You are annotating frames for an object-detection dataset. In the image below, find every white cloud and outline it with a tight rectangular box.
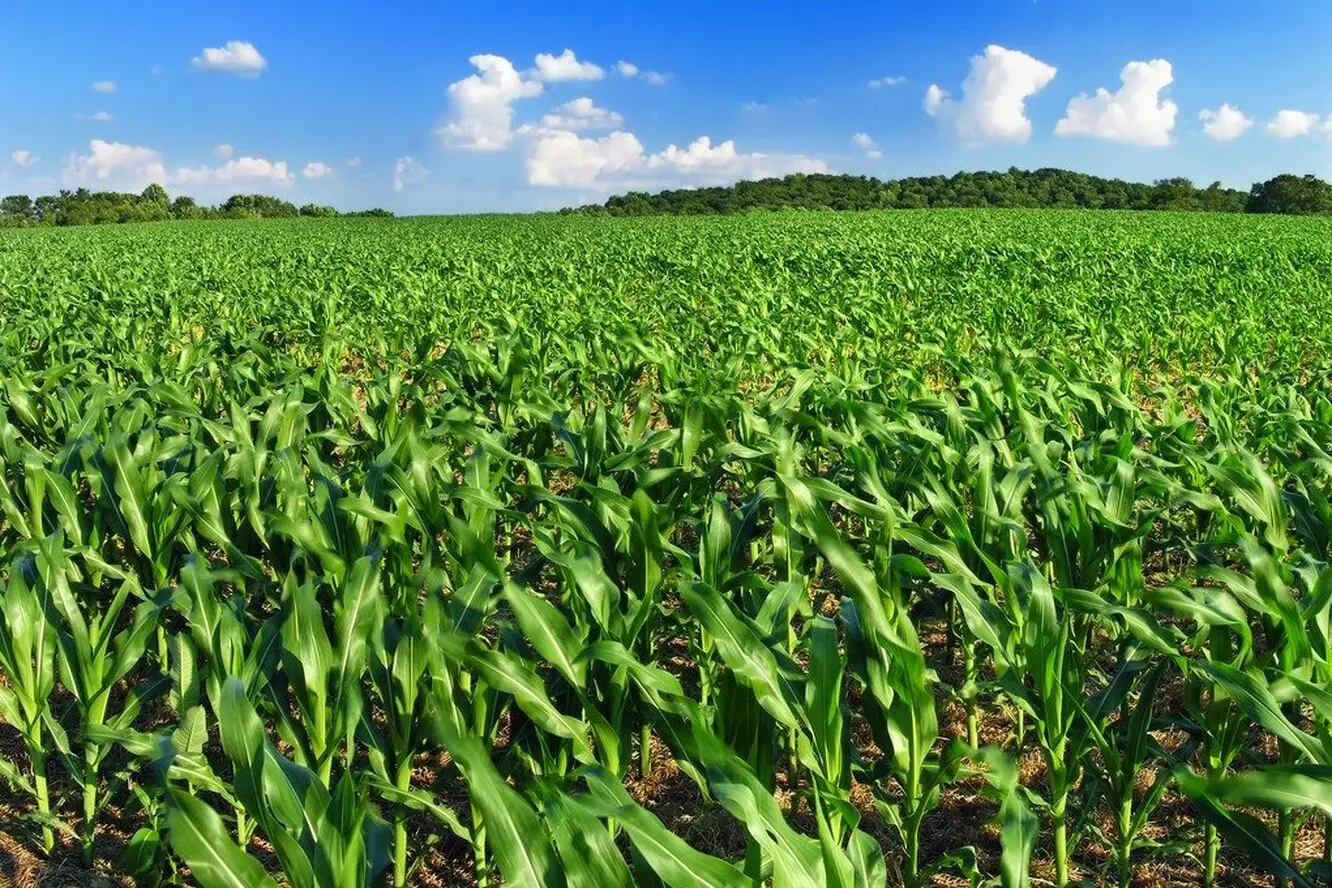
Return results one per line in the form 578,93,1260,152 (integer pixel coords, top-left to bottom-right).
346,156,362,167
742,101,767,112
851,132,882,159
174,156,293,185
92,80,117,94
532,49,604,82
647,136,825,177
437,54,544,151
62,139,167,189
614,60,671,86
925,45,1057,144
1266,109,1322,138
527,131,645,187
213,144,234,159
303,161,333,179
527,97,624,131
91,111,114,123
151,65,164,76
526,130,827,188
11,150,35,167
393,156,429,191
191,41,268,76
1055,59,1177,147
1199,104,1252,141
924,85,946,116
869,75,906,88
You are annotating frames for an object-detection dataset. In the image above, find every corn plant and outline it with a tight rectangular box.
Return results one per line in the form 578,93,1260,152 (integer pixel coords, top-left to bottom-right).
2,209,1332,886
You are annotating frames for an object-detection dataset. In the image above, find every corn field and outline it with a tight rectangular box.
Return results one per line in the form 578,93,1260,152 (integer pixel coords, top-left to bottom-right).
2,210,1332,886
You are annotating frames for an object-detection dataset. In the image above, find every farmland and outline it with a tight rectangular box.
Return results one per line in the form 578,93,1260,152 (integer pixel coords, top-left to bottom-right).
2,208,1332,887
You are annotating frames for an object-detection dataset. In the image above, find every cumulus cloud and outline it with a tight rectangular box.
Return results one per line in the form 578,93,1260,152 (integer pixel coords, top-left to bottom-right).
532,49,604,82
393,156,429,191
174,156,293,184
303,161,333,179
92,80,117,94
869,75,906,88
851,132,882,159
62,139,167,189
1266,109,1322,138
1199,104,1252,141
91,111,114,123
437,54,543,151
526,97,624,131
192,41,268,76
11,150,35,167
647,137,820,176
644,71,672,86
925,45,1056,144
214,144,234,159
616,61,639,77
527,131,645,187
526,131,827,188
1055,59,1177,146
742,101,767,112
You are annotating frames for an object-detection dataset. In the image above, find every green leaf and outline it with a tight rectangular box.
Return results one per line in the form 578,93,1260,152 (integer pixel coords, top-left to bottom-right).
466,646,594,761
104,436,154,562
1188,764,1332,819
1201,662,1325,763
504,581,588,688
171,705,207,757
974,747,1035,888
683,581,804,732
577,766,746,888
541,784,634,888
166,789,279,888
440,729,566,888
1176,769,1314,888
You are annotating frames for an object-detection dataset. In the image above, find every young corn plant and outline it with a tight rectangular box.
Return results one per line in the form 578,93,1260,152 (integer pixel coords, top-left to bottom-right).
0,548,61,853
165,678,391,888
44,532,167,862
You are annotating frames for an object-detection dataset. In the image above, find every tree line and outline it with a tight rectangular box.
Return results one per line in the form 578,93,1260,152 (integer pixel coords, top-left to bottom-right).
0,184,392,228
4,170,1329,227
562,169,1332,217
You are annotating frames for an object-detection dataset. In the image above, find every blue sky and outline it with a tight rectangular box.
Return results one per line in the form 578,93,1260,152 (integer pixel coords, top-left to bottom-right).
1,0,1329,213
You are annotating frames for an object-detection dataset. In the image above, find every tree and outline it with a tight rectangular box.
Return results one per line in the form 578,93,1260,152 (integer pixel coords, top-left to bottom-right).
1151,178,1200,211
222,194,299,218
140,183,170,207
299,203,339,217
1198,181,1245,213
35,195,59,222
1246,174,1332,215
135,184,171,221
0,195,35,220
171,196,202,220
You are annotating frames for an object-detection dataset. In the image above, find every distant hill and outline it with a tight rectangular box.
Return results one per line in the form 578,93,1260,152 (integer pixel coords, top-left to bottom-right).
561,168,1332,217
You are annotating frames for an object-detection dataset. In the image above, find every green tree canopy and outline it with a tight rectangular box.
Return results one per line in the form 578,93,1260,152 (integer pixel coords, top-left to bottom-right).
1246,174,1332,215
0,186,390,228
563,168,1266,217
0,194,35,221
